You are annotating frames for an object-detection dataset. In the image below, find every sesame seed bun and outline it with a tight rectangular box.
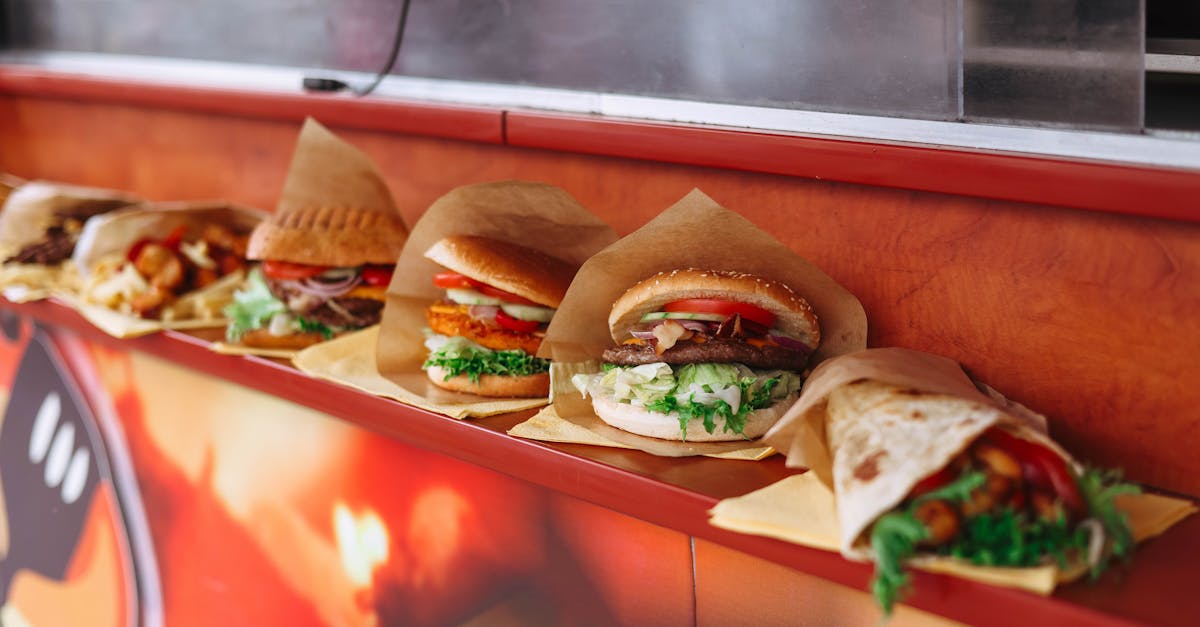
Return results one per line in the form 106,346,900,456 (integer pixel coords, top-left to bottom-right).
425,366,549,398
246,205,407,267
423,235,577,308
607,268,819,347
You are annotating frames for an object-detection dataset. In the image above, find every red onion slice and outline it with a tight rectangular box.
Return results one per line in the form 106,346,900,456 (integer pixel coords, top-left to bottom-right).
468,305,499,321
768,333,812,354
629,329,657,340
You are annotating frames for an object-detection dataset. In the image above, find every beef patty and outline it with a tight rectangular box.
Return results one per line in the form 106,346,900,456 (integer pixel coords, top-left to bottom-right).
602,336,808,371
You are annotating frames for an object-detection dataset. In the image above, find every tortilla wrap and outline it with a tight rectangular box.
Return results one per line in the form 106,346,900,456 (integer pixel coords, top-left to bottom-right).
763,347,1076,559
0,181,138,260
0,181,139,300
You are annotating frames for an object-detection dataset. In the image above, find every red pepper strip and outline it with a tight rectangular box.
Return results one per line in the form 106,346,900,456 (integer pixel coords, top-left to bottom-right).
162,225,188,250
126,238,154,263
982,428,1084,518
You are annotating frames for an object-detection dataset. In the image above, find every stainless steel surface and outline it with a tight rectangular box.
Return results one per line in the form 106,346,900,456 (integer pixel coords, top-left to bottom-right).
3,0,960,119
962,0,1144,131
0,1,1183,137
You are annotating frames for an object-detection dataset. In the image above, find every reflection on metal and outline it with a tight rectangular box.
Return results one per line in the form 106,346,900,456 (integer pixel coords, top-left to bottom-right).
3,51,1198,170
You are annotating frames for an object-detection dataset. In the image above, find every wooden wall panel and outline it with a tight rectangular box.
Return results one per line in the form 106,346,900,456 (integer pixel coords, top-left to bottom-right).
2,94,1198,496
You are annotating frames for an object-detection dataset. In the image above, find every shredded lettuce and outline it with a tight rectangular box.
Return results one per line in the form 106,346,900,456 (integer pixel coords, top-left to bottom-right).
224,267,286,341
869,467,1141,615
576,362,800,439
423,334,549,382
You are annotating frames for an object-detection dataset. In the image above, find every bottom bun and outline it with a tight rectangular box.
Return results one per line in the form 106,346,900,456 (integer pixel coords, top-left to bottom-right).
426,366,549,398
239,328,330,350
587,382,797,441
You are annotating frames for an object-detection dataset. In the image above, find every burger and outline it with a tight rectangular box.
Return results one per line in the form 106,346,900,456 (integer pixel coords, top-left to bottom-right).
421,235,576,398
572,268,819,441
225,206,406,349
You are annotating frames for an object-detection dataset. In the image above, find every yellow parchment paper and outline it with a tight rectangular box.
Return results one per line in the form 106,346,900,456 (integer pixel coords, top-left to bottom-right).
373,180,618,418
710,472,1197,595
525,188,866,458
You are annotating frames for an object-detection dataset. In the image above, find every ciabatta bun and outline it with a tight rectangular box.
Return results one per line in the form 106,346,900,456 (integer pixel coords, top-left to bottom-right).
608,268,819,348
423,235,576,309
247,205,406,267
587,379,797,441
425,366,549,398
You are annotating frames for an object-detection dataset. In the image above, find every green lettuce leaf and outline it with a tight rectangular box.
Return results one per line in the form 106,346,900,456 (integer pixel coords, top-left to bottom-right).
423,334,549,382
223,267,286,341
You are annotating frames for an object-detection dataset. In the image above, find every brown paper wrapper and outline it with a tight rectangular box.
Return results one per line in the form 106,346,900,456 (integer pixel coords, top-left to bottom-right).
374,180,619,416
533,188,866,457
709,472,1197,596
277,118,399,218
66,200,265,338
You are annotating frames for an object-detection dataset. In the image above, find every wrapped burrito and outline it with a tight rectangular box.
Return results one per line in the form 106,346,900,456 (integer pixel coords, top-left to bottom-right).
763,348,1141,614
73,201,264,325
0,181,139,300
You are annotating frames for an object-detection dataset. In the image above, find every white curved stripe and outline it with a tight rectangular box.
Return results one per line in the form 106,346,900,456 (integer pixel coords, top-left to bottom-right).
29,391,61,464
43,422,75,489
61,447,91,504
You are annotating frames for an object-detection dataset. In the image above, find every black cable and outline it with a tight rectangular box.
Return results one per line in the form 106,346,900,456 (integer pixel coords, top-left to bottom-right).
302,0,412,96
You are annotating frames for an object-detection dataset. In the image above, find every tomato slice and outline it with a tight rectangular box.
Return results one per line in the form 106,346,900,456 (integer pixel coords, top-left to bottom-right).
432,272,538,305
361,265,394,286
262,260,330,280
471,281,538,306
494,309,540,333
663,299,776,328
982,428,1084,518
909,466,956,498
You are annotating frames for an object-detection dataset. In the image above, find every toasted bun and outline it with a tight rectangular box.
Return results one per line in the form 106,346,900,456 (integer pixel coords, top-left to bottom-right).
608,268,819,347
588,380,797,441
246,206,406,266
425,366,549,398
423,235,576,308
238,328,329,350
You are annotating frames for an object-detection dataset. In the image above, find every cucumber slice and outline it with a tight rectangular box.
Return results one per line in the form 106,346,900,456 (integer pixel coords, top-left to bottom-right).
500,303,556,322
640,311,726,323
445,288,504,306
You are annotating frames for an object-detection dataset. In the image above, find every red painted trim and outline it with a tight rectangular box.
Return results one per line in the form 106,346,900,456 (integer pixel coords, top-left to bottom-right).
2,65,1197,222
506,111,1200,223
5,298,1197,627
0,66,504,143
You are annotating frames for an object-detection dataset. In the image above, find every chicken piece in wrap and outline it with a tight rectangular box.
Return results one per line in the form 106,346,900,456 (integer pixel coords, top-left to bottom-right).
763,348,1139,614
74,202,263,322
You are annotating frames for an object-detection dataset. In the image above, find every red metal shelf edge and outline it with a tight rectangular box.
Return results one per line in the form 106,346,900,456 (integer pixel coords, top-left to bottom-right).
506,111,1200,224
3,298,1194,627
2,65,1197,224
0,66,504,144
